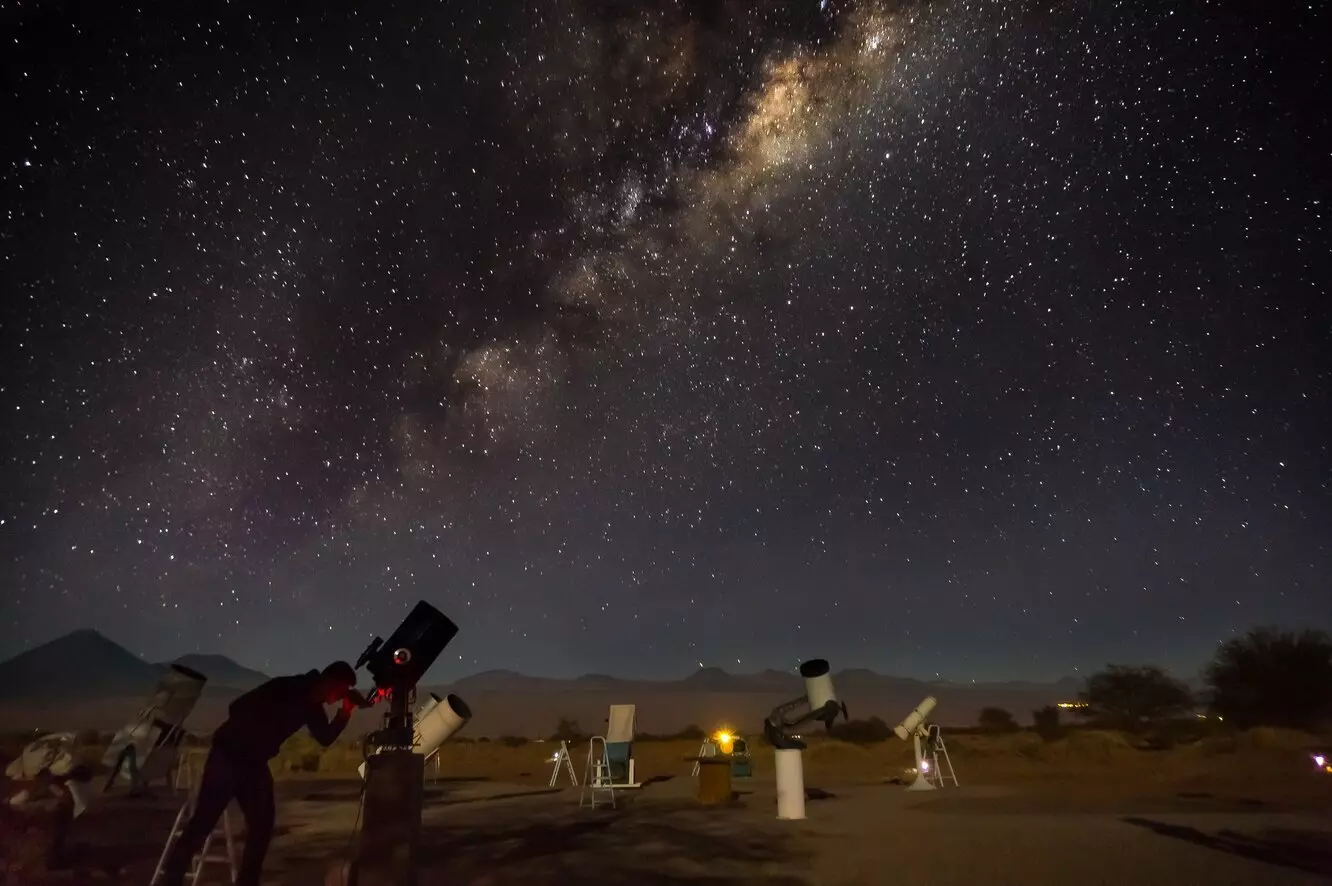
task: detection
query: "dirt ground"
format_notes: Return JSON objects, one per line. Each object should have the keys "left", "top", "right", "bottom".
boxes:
{"left": 6, "top": 732, "right": 1331, "bottom": 885}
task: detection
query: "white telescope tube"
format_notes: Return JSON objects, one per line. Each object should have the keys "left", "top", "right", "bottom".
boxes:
{"left": 359, "top": 693, "right": 472, "bottom": 779}
{"left": 101, "top": 664, "right": 207, "bottom": 777}
{"left": 775, "top": 749, "right": 806, "bottom": 820}
{"left": 415, "top": 694, "right": 442, "bottom": 721}
{"left": 893, "top": 696, "right": 937, "bottom": 740}
{"left": 414, "top": 693, "right": 472, "bottom": 758}
{"left": 799, "top": 659, "right": 837, "bottom": 710}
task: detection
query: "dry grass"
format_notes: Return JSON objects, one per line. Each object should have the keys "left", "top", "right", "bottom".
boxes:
{"left": 4, "top": 726, "right": 1326, "bottom": 799}
{"left": 251, "top": 725, "right": 1328, "bottom": 800}
{"left": 3, "top": 725, "right": 1329, "bottom": 885}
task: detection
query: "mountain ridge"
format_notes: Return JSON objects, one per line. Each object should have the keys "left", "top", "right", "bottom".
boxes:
{"left": 0, "top": 629, "right": 1095, "bottom": 702}
{"left": 0, "top": 629, "right": 270, "bottom": 699}
{"left": 0, "top": 630, "right": 1101, "bottom": 733}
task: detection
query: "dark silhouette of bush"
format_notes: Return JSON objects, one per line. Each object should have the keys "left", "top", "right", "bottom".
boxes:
{"left": 1032, "top": 705, "right": 1063, "bottom": 741}
{"left": 1205, "top": 626, "right": 1332, "bottom": 731}
{"left": 977, "top": 706, "right": 1019, "bottom": 733}
{"left": 1142, "top": 716, "right": 1220, "bottom": 750}
{"left": 1079, "top": 665, "right": 1192, "bottom": 731}
{"left": 548, "top": 717, "right": 584, "bottom": 742}
{"left": 830, "top": 716, "right": 894, "bottom": 744}
{"left": 497, "top": 735, "right": 528, "bottom": 748}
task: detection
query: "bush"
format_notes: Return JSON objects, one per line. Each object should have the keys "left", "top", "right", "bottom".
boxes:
{"left": 1051, "top": 730, "right": 1135, "bottom": 764}
{"left": 1237, "top": 726, "right": 1319, "bottom": 752}
{"left": 548, "top": 717, "right": 584, "bottom": 742}
{"left": 1032, "top": 706, "right": 1063, "bottom": 741}
{"left": 1142, "top": 717, "right": 1214, "bottom": 750}
{"left": 497, "top": 735, "right": 529, "bottom": 748}
{"left": 1205, "top": 627, "right": 1332, "bottom": 731}
{"left": 978, "top": 707, "right": 1019, "bottom": 733}
{"left": 830, "top": 716, "right": 894, "bottom": 744}
{"left": 1079, "top": 665, "right": 1192, "bottom": 731}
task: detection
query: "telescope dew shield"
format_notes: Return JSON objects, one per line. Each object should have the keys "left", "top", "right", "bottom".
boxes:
{"left": 358, "top": 693, "right": 471, "bottom": 779}
{"left": 799, "top": 659, "right": 837, "bottom": 710}
{"left": 413, "top": 693, "right": 472, "bottom": 757}
{"left": 414, "top": 694, "right": 442, "bottom": 722}
{"left": 367, "top": 601, "right": 459, "bottom": 690}
{"left": 893, "top": 696, "right": 937, "bottom": 740}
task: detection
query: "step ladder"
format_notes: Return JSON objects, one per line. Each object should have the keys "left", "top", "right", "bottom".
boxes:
{"left": 579, "top": 736, "right": 615, "bottom": 809}
{"left": 149, "top": 798, "right": 239, "bottom": 885}
{"left": 549, "top": 740, "right": 579, "bottom": 787}
{"left": 690, "top": 739, "right": 717, "bottom": 776}
{"left": 172, "top": 749, "right": 203, "bottom": 794}
{"left": 926, "top": 725, "right": 959, "bottom": 787}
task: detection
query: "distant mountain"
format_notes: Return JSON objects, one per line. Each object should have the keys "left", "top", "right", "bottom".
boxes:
{"left": 0, "top": 631, "right": 1098, "bottom": 733}
{"left": 683, "top": 666, "right": 735, "bottom": 689}
{"left": 0, "top": 629, "right": 163, "bottom": 699}
{"left": 164, "top": 654, "right": 268, "bottom": 690}
{"left": 0, "top": 630, "right": 270, "bottom": 700}
{"left": 0, "top": 629, "right": 1092, "bottom": 732}
{"left": 572, "top": 673, "right": 626, "bottom": 689}
{"left": 450, "top": 669, "right": 559, "bottom": 692}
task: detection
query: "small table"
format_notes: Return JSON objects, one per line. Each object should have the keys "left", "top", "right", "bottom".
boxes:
{"left": 688, "top": 755, "right": 733, "bottom": 805}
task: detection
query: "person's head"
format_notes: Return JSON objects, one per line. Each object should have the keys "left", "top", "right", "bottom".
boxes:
{"left": 314, "top": 661, "right": 357, "bottom": 704}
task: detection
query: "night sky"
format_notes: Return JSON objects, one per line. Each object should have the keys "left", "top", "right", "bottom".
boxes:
{"left": 3, "top": 0, "right": 1328, "bottom": 684}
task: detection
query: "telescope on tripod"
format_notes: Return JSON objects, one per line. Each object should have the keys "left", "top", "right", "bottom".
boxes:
{"left": 347, "top": 601, "right": 462, "bottom": 886}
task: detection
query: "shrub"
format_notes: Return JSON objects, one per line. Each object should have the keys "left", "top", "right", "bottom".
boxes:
{"left": 830, "top": 716, "right": 894, "bottom": 744}
{"left": 978, "top": 707, "right": 1019, "bottom": 733}
{"left": 1079, "top": 665, "right": 1192, "bottom": 731}
{"left": 548, "top": 717, "right": 584, "bottom": 742}
{"left": 1205, "top": 627, "right": 1332, "bottom": 731}
{"left": 1237, "top": 726, "right": 1318, "bottom": 752}
{"left": 1032, "top": 706, "right": 1063, "bottom": 741}
{"left": 497, "top": 735, "right": 529, "bottom": 748}
{"left": 1142, "top": 715, "right": 1228, "bottom": 750}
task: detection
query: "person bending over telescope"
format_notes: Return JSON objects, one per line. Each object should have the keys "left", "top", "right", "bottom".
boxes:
{"left": 161, "top": 661, "right": 365, "bottom": 886}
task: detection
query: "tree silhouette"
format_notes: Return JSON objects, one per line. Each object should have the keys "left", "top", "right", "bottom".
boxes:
{"left": 831, "top": 716, "right": 893, "bottom": 744}
{"left": 1079, "top": 665, "right": 1192, "bottom": 730}
{"left": 1204, "top": 627, "right": 1332, "bottom": 731}
{"left": 1032, "top": 705, "right": 1063, "bottom": 741}
{"left": 548, "top": 717, "right": 584, "bottom": 742}
{"left": 977, "top": 706, "right": 1019, "bottom": 732}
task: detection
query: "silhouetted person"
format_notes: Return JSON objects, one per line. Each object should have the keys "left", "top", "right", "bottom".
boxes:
{"left": 160, "top": 661, "right": 359, "bottom": 886}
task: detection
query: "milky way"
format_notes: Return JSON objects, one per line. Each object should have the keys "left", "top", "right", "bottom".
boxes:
{"left": 3, "top": 0, "right": 1328, "bottom": 681}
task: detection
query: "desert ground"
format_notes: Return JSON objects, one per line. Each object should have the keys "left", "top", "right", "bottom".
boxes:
{"left": 4, "top": 728, "right": 1330, "bottom": 885}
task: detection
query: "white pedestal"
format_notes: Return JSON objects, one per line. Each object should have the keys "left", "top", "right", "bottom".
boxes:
{"left": 775, "top": 748, "right": 806, "bottom": 820}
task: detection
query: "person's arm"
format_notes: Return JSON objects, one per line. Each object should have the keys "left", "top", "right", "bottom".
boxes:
{"left": 306, "top": 698, "right": 352, "bottom": 748}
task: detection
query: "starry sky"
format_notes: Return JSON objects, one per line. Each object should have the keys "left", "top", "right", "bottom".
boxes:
{"left": 3, "top": 0, "right": 1328, "bottom": 684}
